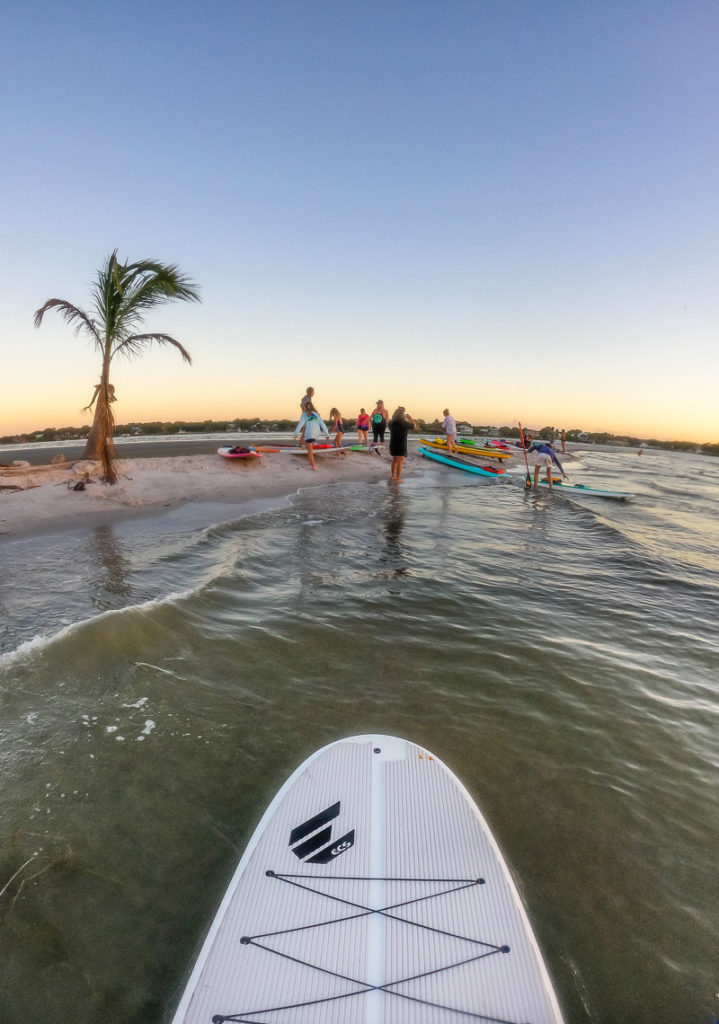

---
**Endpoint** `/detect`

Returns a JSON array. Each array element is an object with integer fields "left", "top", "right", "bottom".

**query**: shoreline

[
  {"left": 0, "top": 439, "right": 579, "bottom": 541},
  {"left": 0, "top": 448, "right": 406, "bottom": 540},
  {"left": 1, "top": 435, "right": 248, "bottom": 467},
  {"left": 2, "top": 432, "right": 625, "bottom": 468}
]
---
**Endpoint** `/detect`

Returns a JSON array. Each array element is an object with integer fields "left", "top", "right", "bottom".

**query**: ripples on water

[{"left": 1, "top": 449, "right": 718, "bottom": 1024}]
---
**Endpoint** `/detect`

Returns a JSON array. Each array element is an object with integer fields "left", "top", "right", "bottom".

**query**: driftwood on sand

[{"left": 0, "top": 459, "right": 98, "bottom": 493}]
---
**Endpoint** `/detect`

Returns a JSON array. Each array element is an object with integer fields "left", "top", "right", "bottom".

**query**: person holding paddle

[{"left": 526, "top": 441, "right": 567, "bottom": 491}]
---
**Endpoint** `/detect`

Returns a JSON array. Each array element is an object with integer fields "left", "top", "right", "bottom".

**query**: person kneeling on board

[{"left": 526, "top": 441, "right": 567, "bottom": 491}]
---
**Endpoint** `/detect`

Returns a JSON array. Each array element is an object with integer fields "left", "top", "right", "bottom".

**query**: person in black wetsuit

[{"left": 388, "top": 407, "right": 415, "bottom": 482}]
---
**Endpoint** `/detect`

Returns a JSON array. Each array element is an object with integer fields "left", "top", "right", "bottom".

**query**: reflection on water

[
  {"left": 380, "top": 489, "right": 409, "bottom": 579},
  {"left": 89, "top": 525, "right": 133, "bottom": 610}
]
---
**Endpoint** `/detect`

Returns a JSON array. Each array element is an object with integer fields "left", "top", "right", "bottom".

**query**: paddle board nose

[{"left": 170, "top": 734, "right": 565, "bottom": 1024}]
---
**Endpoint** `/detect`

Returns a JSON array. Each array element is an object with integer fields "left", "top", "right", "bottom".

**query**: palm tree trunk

[
  {"left": 83, "top": 397, "right": 104, "bottom": 461},
  {"left": 82, "top": 358, "right": 118, "bottom": 483}
]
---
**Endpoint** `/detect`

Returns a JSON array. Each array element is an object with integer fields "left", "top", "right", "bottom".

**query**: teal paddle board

[{"left": 418, "top": 445, "right": 507, "bottom": 479}]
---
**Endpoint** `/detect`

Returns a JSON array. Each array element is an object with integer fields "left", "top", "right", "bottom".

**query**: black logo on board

[{"left": 289, "top": 801, "right": 355, "bottom": 864}]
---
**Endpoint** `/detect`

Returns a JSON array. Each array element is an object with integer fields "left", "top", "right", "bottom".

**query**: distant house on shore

[{"left": 457, "top": 424, "right": 473, "bottom": 434}]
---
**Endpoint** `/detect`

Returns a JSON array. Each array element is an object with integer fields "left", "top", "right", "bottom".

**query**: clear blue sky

[{"left": 2, "top": 0, "right": 717, "bottom": 440}]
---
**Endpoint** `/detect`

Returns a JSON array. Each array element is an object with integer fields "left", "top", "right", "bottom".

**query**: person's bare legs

[{"left": 306, "top": 441, "right": 318, "bottom": 470}]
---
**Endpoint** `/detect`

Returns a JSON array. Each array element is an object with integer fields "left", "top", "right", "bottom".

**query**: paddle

[{"left": 518, "top": 421, "right": 532, "bottom": 487}]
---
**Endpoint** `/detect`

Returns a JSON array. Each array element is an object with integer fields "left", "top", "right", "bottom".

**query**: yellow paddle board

[{"left": 418, "top": 439, "right": 510, "bottom": 460}]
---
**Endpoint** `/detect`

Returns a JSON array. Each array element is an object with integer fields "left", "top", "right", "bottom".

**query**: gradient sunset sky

[{"left": 2, "top": 1, "right": 717, "bottom": 441}]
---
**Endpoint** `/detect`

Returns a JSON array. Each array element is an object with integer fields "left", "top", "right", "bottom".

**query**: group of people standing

[
  {"left": 293, "top": 387, "right": 569, "bottom": 489},
  {"left": 354, "top": 400, "right": 395, "bottom": 447},
  {"left": 295, "top": 388, "right": 415, "bottom": 481}
]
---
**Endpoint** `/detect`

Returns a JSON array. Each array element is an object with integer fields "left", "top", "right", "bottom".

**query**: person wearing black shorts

[{"left": 370, "top": 400, "right": 388, "bottom": 446}]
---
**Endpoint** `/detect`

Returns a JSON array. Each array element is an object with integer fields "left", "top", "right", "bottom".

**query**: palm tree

[{"left": 34, "top": 250, "right": 201, "bottom": 483}]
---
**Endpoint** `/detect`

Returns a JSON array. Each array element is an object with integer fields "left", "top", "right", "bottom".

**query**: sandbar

[
  {"left": 1, "top": 440, "right": 571, "bottom": 540},
  {"left": 0, "top": 449, "right": 403, "bottom": 539}
]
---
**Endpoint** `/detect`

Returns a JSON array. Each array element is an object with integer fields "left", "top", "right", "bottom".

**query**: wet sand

[
  {"left": 1, "top": 436, "right": 575, "bottom": 539},
  {"left": 0, "top": 447, "right": 403, "bottom": 538}
]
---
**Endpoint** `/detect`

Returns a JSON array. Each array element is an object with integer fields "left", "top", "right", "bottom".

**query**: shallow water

[{"left": 1, "top": 447, "right": 718, "bottom": 1023}]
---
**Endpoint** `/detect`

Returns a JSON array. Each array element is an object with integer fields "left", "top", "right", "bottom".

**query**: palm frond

[
  {"left": 90, "top": 253, "right": 200, "bottom": 340},
  {"left": 117, "top": 264, "right": 200, "bottom": 329},
  {"left": 123, "top": 259, "right": 201, "bottom": 305},
  {"left": 90, "top": 250, "right": 126, "bottom": 341},
  {"left": 112, "top": 333, "right": 193, "bottom": 363},
  {"left": 33, "top": 299, "right": 103, "bottom": 348}
]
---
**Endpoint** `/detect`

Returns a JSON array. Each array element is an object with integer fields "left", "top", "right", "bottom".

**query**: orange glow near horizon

[
  {"left": 2, "top": 385, "right": 715, "bottom": 444},
  {"left": 3, "top": 322, "right": 716, "bottom": 444}
]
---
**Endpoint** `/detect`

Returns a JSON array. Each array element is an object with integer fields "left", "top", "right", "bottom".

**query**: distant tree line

[
  {"left": 495, "top": 425, "right": 712, "bottom": 453},
  {"left": 2, "top": 420, "right": 717, "bottom": 455},
  {"left": 2, "top": 416, "right": 429, "bottom": 442}
]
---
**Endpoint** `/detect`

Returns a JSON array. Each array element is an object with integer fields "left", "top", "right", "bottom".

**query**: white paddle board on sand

[
  {"left": 290, "top": 446, "right": 347, "bottom": 456},
  {"left": 170, "top": 734, "right": 565, "bottom": 1024}
]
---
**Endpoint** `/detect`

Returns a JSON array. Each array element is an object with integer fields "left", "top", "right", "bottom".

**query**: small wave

[
  {"left": 0, "top": 587, "right": 197, "bottom": 669},
  {"left": 1, "top": 492, "right": 300, "bottom": 661}
]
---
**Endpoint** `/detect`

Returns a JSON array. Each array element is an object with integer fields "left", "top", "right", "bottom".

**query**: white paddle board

[
  {"left": 170, "top": 734, "right": 565, "bottom": 1024},
  {"left": 523, "top": 479, "right": 634, "bottom": 500},
  {"left": 290, "top": 446, "right": 347, "bottom": 456}
]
